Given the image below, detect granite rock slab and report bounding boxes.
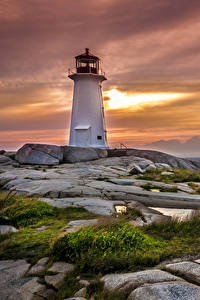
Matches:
[128,281,200,300]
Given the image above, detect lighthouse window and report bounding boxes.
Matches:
[97,135,102,140]
[80,62,87,67]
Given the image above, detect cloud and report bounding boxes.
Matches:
[1,0,200,149]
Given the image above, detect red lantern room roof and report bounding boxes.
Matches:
[75,48,99,61]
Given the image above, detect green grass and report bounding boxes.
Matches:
[136,168,200,184]
[2,193,200,299]
[51,222,165,274]
[51,211,200,278]
[142,182,178,193]
[0,193,99,263]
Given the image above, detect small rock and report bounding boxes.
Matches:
[161,171,174,175]
[128,163,144,175]
[27,257,49,275]
[79,279,90,286]
[0,225,18,234]
[48,262,75,274]
[74,287,87,297]
[0,150,5,155]
[45,273,66,289]
[129,218,146,227]
[145,164,157,171]
[36,225,51,232]
[155,163,172,170]
[195,259,200,264]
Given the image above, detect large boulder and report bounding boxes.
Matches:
[61,146,107,163]
[108,148,198,170]
[15,144,63,165]
[101,270,181,293]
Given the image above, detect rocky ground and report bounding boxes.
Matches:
[2,257,200,299]
[1,144,200,299]
[1,149,200,217]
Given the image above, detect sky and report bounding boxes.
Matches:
[1,0,200,152]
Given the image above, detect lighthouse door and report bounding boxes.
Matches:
[75,126,91,147]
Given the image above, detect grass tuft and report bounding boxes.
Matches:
[136,169,200,183]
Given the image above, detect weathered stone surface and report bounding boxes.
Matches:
[62,146,99,163]
[155,163,172,169]
[94,148,108,158]
[45,273,66,289]
[129,212,170,227]
[4,178,33,189]
[145,163,157,171]
[0,155,13,165]
[165,261,200,284]
[74,287,87,297]
[36,287,56,298]
[48,262,75,273]
[27,257,49,275]
[127,201,171,225]
[15,143,63,165]
[108,148,198,170]
[10,179,73,197]
[0,225,18,234]
[65,219,99,233]
[0,259,31,299]
[161,171,174,175]
[42,197,125,216]
[109,178,191,193]
[12,277,46,300]
[4,151,16,159]
[109,178,136,185]
[59,185,101,198]
[195,259,200,264]
[101,270,181,292]
[128,281,200,300]
[128,163,145,175]
[87,180,143,194]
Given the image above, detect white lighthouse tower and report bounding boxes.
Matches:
[68,48,108,148]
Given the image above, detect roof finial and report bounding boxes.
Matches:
[85,48,89,55]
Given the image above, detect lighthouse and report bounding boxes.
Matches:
[68,48,108,148]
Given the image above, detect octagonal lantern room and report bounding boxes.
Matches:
[75,48,100,74]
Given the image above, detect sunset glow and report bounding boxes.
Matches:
[1,0,200,155]
[104,89,188,110]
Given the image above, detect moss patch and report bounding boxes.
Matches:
[136,168,200,183]
[142,182,178,193]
